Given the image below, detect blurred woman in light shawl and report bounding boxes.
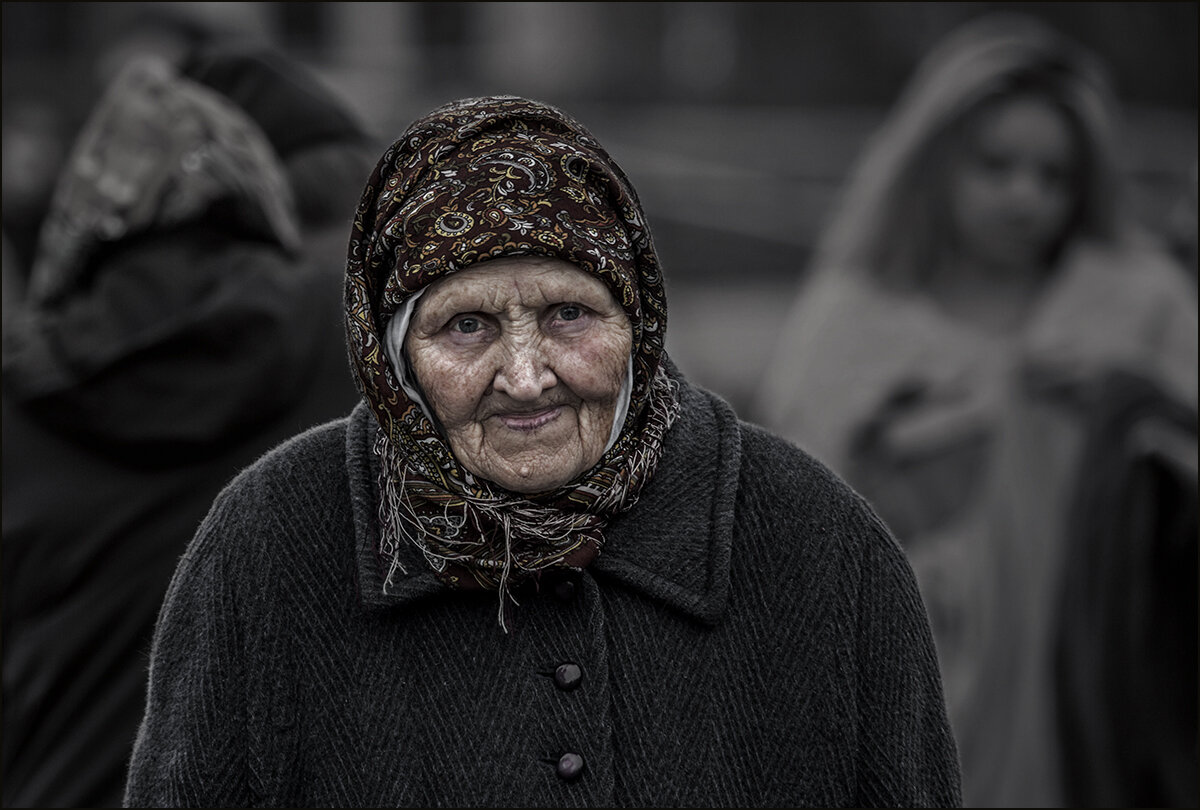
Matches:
[753,13,1197,808]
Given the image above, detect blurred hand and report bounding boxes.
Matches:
[1020,238,1186,407]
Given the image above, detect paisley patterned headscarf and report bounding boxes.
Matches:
[345,96,680,627]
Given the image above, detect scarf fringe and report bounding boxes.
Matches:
[375,364,680,631]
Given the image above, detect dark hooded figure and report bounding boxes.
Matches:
[1,50,371,809]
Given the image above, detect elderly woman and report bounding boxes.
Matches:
[123,95,961,808]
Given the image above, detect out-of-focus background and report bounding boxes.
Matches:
[2,4,1197,809]
[4,1,1195,414]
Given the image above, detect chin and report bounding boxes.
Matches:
[476,436,605,494]
[491,462,585,495]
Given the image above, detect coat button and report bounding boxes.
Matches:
[552,577,578,602]
[554,662,583,692]
[556,752,585,781]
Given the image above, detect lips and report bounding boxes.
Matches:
[496,406,562,432]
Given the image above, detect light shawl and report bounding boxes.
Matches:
[344,96,679,626]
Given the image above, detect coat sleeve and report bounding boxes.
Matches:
[123,490,255,808]
[853,514,963,808]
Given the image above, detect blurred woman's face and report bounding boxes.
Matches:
[947,94,1079,271]
[405,256,632,494]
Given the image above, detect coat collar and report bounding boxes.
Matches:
[349,366,741,626]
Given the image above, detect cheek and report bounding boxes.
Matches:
[1036,187,1074,227]
[409,346,490,424]
[950,172,991,216]
[555,328,632,402]
[948,173,1005,242]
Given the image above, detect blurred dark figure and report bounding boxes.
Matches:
[1,46,374,808]
[2,1,233,286]
[1,100,72,280]
[1055,370,1197,808]
[93,2,232,88]
[752,12,1197,808]
[1165,160,1197,284]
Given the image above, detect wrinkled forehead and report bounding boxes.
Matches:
[414,255,624,319]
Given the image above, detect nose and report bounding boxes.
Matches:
[493,341,556,401]
[1006,165,1061,209]
[1008,169,1041,202]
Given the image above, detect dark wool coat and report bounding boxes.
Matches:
[124,376,962,808]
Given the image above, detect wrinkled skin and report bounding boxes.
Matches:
[405,256,632,493]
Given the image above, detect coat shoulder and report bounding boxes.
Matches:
[193,414,354,563]
[734,415,904,569]
[738,417,880,520]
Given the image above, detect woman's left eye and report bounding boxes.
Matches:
[558,304,583,321]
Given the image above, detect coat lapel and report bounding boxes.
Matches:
[594,379,740,625]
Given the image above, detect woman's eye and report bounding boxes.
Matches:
[452,316,481,334]
[559,304,583,321]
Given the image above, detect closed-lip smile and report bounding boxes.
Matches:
[497,406,561,431]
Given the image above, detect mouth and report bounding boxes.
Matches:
[496,406,562,432]
[996,217,1053,244]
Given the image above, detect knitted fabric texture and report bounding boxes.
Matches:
[123,379,963,807]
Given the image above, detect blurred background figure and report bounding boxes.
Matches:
[752,12,1197,808]
[1164,159,1197,283]
[1,100,72,288]
[0,22,374,807]
[1,2,243,300]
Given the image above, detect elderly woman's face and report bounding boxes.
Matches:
[406,256,633,493]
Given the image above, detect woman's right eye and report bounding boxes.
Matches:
[451,316,481,334]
